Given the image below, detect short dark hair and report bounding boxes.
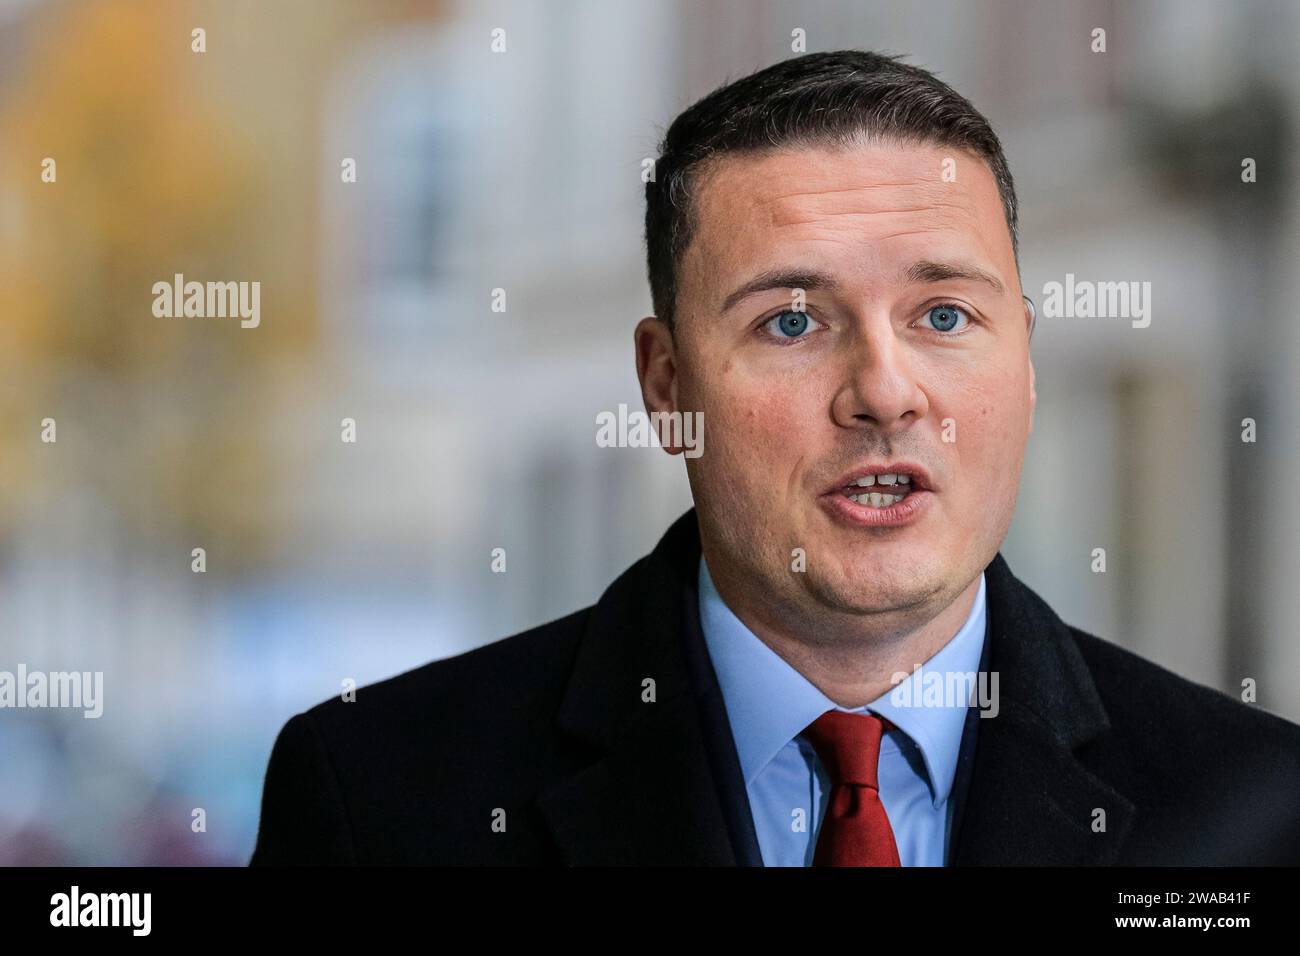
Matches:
[644,50,1019,333]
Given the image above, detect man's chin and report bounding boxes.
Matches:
[802,568,946,619]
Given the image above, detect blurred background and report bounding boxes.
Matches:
[1,0,1298,864]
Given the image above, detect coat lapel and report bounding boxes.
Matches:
[535,509,739,864]
[950,553,1137,864]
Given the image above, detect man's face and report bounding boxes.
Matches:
[638,139,1035,627]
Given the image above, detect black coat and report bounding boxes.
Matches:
[250,507,1300,865]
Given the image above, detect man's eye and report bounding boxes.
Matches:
[924,304,969,333]
[763,310,822,340]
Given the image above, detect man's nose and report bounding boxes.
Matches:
[829,324,929,430]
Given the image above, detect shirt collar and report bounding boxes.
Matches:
[697,555,987,809]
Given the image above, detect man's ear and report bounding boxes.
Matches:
[634,315,682,455]
[1028,356,1037,434]
[1022,294,1037,434]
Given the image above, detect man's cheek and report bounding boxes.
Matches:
[709,401,799,484]
[749,378,816,425]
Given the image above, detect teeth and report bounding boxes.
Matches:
[850,472,916,488]
[850,492,904,507]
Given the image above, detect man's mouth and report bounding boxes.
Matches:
[839,472,916,509]
[829,465,932,509]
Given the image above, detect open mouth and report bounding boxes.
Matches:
[819,463,934,527]
[838,471,918,509]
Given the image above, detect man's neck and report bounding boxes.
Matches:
[703,558,983,710]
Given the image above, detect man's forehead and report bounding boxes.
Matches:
[691,141,1000,233]
[682,141,1010,299]
[735,138,957,179]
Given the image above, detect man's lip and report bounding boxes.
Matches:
[823,461,934,495]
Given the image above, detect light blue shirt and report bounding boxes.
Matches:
[697,555,987,866]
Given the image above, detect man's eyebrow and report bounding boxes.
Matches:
[719,261,1005,312]
[904,259,1006,295]
[720,269,841,313]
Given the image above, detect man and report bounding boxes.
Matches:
[251,50,1300,865]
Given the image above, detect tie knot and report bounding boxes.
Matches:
[801,710,890,788]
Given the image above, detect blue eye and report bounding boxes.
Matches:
[764,310,820,340]
[925,304,969,333]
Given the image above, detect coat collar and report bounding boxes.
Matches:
[535,507,1136,865]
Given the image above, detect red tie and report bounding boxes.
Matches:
[801,710,901,866]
